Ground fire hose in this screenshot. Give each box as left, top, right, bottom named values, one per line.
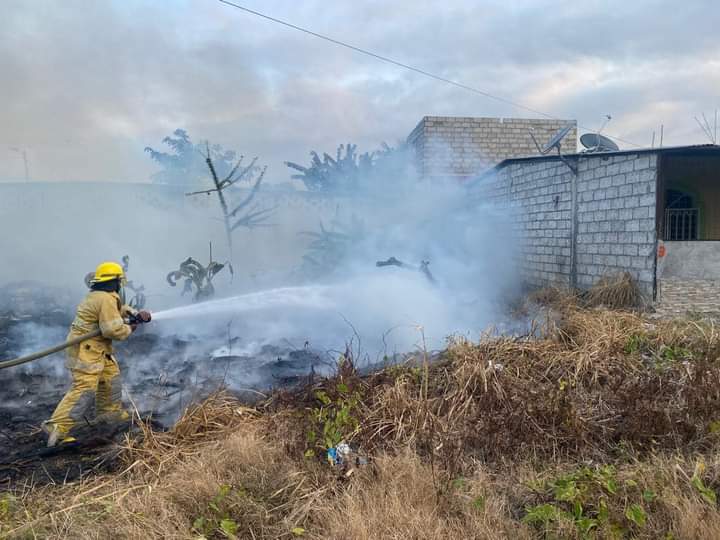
left=0, top=312, right=151, bottom=370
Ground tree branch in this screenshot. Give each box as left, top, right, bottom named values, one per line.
left=229, top=166, right=266, bottom=218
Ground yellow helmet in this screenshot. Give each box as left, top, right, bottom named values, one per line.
left=91, top=261, right=126, bottom=284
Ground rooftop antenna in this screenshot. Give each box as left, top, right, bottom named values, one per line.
left=695, top=112, right=717, bottom=144
left=9, top=147, right=29, bottom=182
left=597, top=114, right=612, bottom=136
left=529, top=123, right=577, bottom=174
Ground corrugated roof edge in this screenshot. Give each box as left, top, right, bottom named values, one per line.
left=466, top=144, right=720, bottom=189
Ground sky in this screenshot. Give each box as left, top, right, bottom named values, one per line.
left=1, top=0, right=718, bottom=183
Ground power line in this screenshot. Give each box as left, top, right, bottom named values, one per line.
left=216, top=0, right=642, bottom=148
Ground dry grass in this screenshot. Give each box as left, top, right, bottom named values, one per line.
left=3, top=306, right=720, bottom=539
left=352, top=307, right=720, bottom=465
left=3, top=416, right=324, bottom=539
left=527, top=272, right=645, bottom=312
left=583, top=272, right=644, bottom=310
left=526, top=285, right=578, bottom=310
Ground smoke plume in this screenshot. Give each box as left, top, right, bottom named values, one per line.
left=0, top=150, right=519, bottom=423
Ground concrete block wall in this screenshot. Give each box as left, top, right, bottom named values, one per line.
left=407, top=116, right=577, bottom=180
left=469, top=152, right=659, bottom=296
left=471, top=160, right=574, bottom=288
left=574, top=153, right=658, bottom=296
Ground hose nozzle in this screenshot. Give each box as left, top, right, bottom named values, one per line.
left=127, top=310, right=152, bottom=325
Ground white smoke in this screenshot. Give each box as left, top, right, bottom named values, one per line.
left=0, top=151, right=520, bottom=423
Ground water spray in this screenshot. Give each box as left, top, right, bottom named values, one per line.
left=151, top=285, right=334, bottom=321
left=0, top=285, right=335, bottom=370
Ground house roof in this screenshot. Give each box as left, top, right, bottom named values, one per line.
left=467, top=144, right=720, bottom=187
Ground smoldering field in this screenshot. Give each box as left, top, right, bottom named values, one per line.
left=0, top=174, right=519, bottom=425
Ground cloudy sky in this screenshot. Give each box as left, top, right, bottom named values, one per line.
left=1, top=0, right=718, bottom=182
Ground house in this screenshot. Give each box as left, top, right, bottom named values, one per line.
left=407, top=116, right=577, bottom=182
left=465, top=143, right=720, bottom=314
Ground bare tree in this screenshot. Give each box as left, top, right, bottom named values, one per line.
left=185, top=144, right=274, bottom=264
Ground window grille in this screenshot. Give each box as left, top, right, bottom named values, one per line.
left=664, top=208, right=699, bottom=241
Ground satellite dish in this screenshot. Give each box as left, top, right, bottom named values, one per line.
left=580, top=133, right=619, bottom=153
left=528, top=123, right=578, bottom=174
left=530, top=124, right=574, bottom=155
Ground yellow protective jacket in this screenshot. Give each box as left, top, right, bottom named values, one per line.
left=65, top=291, right=134, bottom=373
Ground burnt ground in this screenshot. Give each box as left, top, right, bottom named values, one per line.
left=0, top=283, right=333, bottom=489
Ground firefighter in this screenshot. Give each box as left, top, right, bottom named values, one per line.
left=42, top=262, right=150, bottom=447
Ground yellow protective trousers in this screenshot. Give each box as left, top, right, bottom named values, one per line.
left=47, top=354, right=126, bottom=435
left=46, top=290, right=133, bottom=435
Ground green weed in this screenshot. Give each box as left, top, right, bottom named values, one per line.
left=523, top=465, right=653, bottom=538
left=306, top=383, right=361, bottom=455
left=625, top=334, right=649, bottom=355
left=192, top=484, right=242, bottom=539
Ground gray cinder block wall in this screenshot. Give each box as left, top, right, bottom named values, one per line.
left=575, top=154, right=657, bottom=294
left=470, top=152, right=658, bottom=296
left=407, top=116, right=577, bottom=181
left=471, top=159, right=575, bottom=288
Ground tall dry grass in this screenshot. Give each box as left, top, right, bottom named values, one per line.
left=3, top=306, right=720, bottom=539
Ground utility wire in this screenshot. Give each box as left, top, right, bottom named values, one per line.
left=216, top=0, right=642, bottom=148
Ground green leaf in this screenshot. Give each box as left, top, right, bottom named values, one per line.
left=304, top=449, right=315, bottom=458
left=576, top=516, right=598, bottom=534
left=220, top=519, right=238, bottom=536
left=315, top=390, right=332, bottom=405
left=603, top=477, right=619, bottom=495
left=597, top=498, right=609, bottom=523
left=625, top=504, right=647, bottom=527
left=291, top=527, right=306, bottom=536
left=572, top=500, right=583, bottom=519
left=193, top=517, right=208, bottom=533
left=0, top=494, right=16, bottom=518
left=710, top=420, right=720, bottom=434
left=337, top=383, right=349, bottom=394
left=553, top=480, right=580, bottom=502
left=451, top=477, right=466, bottom=490
left=624, top=479, right=638, bottom=488
left=523, top=503, right=564, bottom=525
left=472, top=496, right=485, bottom=511
left=691, top=475, right=717, bottom=505
left=642, top=489, right=656, bottom=503
left=525, top=479, right=546, bottom=492
left=625, top=335, right=645, bottom=354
